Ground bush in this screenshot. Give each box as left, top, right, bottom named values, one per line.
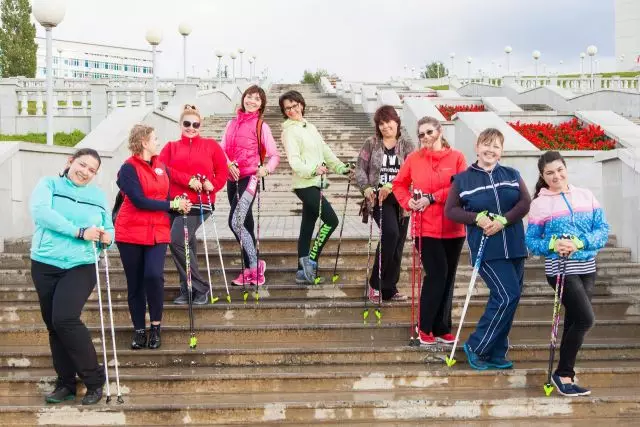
left=436, top=104, right=485, bottom=120
left=0, top=129, right=86, bottom=146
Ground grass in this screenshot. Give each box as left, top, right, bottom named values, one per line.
left=428, top=85, right=450, bottom=90
left=18, top=100, right=90, bottom=115
left=0, top=130, right=86, bottom=147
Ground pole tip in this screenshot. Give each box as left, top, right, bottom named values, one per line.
left=189, top=336, right=198, bottom=349
left=331, top=274, right=339, bottom=283
left=445, top=357, right=457, bottom=367
left=543, top=384, right=554, bottom=396
left=226, top=295, right=232, bottom=303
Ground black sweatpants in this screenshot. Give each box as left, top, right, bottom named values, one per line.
left=227, top=176, right=258, bottom=268
left=369, top=194, right=409, bottom=299
left=546, top=272, right=596, bottom=379
left=417, top=236, right=465, bottom=336
left=169, top=212, right=211, bottom=295
left=31, top=259, right=105, bottom=391
left=293, top=186, right=339, bottom=263
left=117, top=242, right=167, bottom=330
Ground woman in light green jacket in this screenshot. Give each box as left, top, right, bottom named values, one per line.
left=279, top=90, right=352, bottom=285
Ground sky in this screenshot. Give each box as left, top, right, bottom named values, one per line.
left=34, top=0, right=616, bottom=82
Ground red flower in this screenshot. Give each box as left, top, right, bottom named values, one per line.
left=508, top=118, right=615, bottom=151
left=436, top=104, right=485, bottom=121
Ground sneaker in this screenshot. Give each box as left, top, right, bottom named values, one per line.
left=45, top=383, right=75, bottom=404
left=368, top=287, right=380, bottom=303
left=192, top=291, right=209, bottom=305
left=295, top=270, right=308, bottom=285
left=258, top=259, right=267, bottom=275
left=435, top=333, right=456, bottom=344
left=389, top=292, right=408, bottom=301
left=231, top=269, right=251, bottom=286
left=250, top=261, right=266, bottom=287
left=131, top=329, right=147, bottom=350
left=81, top=387, right=103, bottom=405
left=148, top=325, right=161, bottom=350
left=486, top=356, right=514, bottom=369
left=419, top=331, right=436, bottom=345
left=463, top=343, right=489, bottom=370
left=570, top=382, right=591, bottom=396
left=173, top=291, right=189, bottom=305
left=299, top=256, right=318, bottom=283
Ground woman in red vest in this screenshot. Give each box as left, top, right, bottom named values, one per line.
left=159, top=105, right=228, bottom=305
left=115, top=124, right=191, bottom=350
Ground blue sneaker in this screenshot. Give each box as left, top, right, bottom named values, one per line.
left=295, top=269, right=325, bottom=285
left=463, top=343, right=489, bottom=370
left=571, top=382, right=591, bottom=396
left=299, top=256, right=317, bottom=283
left=486, top=356, right=514, bottom=369
left=551, top=374, right=590, bottom=396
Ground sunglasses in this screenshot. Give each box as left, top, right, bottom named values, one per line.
left=284, top=103, right=300, bottom=112
left=418, top=129, right=436, bottom=139
left=183, top=120, right=201, bottom=129
left=184, top=104, right=198, bottom=110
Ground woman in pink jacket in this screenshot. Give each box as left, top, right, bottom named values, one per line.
left=222, top=85, right=280, bottom=286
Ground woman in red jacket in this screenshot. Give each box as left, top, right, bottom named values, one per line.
left=115, top=124, right=191, bottom=349
left=159, top=104, right=228, bottom=305
left=392, top=116, right=467, bottom=345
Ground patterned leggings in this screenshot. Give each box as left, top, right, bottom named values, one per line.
left=227, top=176, right=259, bottom=269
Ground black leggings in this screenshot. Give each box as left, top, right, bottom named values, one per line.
left=369, top=194, right=409, bottom=299
left=546, top=272, right=596, bottom=379
left=227, top=176, right=257, bottom=268
left=417, top=236, right=465, bottom=336
left=294, top=186, right=339, bottom=263
left=31, top=260, right=105, bottom=391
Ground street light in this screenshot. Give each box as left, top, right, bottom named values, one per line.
left=404, top=64, right=408, bottom=78
left=251, top=54, right=257, bottom=80
left=504, top=45, right=512, bottom=74
left=466, top=57, right=472, bottom=81
left=580, top=52, right=586, bottom=74
left=449, top=53, right=455, bottom=76
left=33, top=0, right=66, bottom=146
left=238, top=48, right=245, bottom=78
left=215, top=50, right=223, bottom=88
left=532, top=50, right=541, bottom=84
left=587, top=45, right=598, bottom=89
left=230, top=52, right=237, bottom=81
left=145, top=28, right=162, bottom=109
left=178, top=22, right=192, bottom=82
left=248, top=57, right=255, bottom=79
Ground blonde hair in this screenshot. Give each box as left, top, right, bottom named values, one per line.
left=476, top=128, right=504, bottom=147
left=417, top=116, right=450, bottom=148
left=179, top=103, right=202, bottom=123
left=128, top=124, right=155, bottom=155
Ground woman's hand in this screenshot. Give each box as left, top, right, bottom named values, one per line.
left=83, top=226, right=102, bottom=242
left=99, top=230, right=112, bottom=245
left=202, top=180, right=214, bottom=192
left=409, top=197, right=430, bottom=211
left=555, top=239, right=578, bottom=257
left=228, top=163, right=240, bottom=181
left=378, top=187, right=392, bottom=205
left=483, top=220, right=505, bottom=236
left=315, top=164, right=328, bottom=176
left=189, top=177, right=203, bottom=192
left=179, top=199, right=192, bottom=213
left=476, top=216, right=492, bottom=230
left=364, top=188, right=376, bottom=206
left=257, top=166, right=268, bottom=178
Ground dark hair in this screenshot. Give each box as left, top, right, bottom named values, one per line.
left=533, top=150, right=566, bottom=198
left=374, top=105, right=401, bottom=139
left=417, top=116, right=450, bottom=148
left=60, top=148, right=101, bottom=177
left=278, top=90, right=306, bottom=119
left=241, top=85, right=267, bottom=116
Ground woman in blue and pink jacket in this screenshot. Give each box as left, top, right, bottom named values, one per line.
left=526, top=150, right=609, bottom=397
left=221, top=85, right=280, bottom=286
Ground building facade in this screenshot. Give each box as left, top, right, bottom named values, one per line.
left=615, top=0, right=640, bottom=71
left=35, top=37, right=155, bottom=80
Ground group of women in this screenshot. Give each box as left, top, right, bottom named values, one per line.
left=29, top=86, right=608, bottom=405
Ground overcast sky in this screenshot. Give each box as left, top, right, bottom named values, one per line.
left=36, top=0, right=615, bottom=82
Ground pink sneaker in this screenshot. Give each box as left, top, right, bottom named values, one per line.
left=231, top=268, right=251, bottom=286
left=249, top=267, right=265, bottom=286
left=257, top=259, right=266, bottom=275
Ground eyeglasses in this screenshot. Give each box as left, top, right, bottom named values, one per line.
left=284, top=103, right=300, bottom=112
left=418, top=129, right=435, bottom=139
left=183, top=120, right=201, bottom=129
left=184, top=104, right=198, bottom=110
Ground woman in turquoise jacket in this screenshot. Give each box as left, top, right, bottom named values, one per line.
left=30, top=148, right=114, bottom=406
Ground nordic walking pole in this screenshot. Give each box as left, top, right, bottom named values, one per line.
left=375, top=194, right=383, bottom=324
left=445, top=234, right=488, bottom=367
left=181, top=194, right=197, bottom=349
left=91, top=242, right=112, bottom=402
left=99, top=243, right=124, bottom=403
left=196, top=175, right=218, bottom=304
left=313, top=163, right=327, bottom=285
left=255, top=176, right=262, bottom=303
left=544, top=255, right=569, bottom=396
left=205, top=189, right=231, bottom=303
left=409, top=190, right=422, bottom=346
left=233, top=176, right=249, bottom=303
left=362, top=203, right=374, bottom=323
left=331, top=166, right=352, bottom=284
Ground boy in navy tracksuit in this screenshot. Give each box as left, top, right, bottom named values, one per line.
left=445, top=128, right=531, bottom=370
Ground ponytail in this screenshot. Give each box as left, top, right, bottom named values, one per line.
left=533, top=175, right=548, bottom=199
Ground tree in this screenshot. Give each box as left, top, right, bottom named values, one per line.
left=0, top=0, right=38, bottom=78
left=421, top=61, right=448, bottom=79
left=300, top=68, right=330, bottom=84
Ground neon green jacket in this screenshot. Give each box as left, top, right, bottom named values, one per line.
left=281, top=118, right=348, bottom=189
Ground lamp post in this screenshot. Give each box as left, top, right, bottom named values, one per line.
left=466, top=57, right=472, bottom=81
left=580, top=52, right=586, bottom=74
left=449, top=53, right=455, bottom=76
left=178, top=22, right=192, bottom=82
left=230, top=52, right=237, bottom=81
left=33, top=0, right=66, bottom=146
left=504, top=45, right=512, bottom=74
left=251, top=54, right=257, bottom=80
left=587, top=45, right=598, bottom=89
left=238, top=48, right=245, bottom=78
left=215, top=50, right=223, bottom=88
left=145, top=28, right=162, bottom=109
left=404, top=64, right=408, bottom=78
left=248, top=57, right=255, bottom=79
left=532, top=50, right=541, bottom=85
left=411, top=66, right=415, bottom=79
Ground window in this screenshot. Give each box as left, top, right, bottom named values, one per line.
left=124, top=65, right=129, bottom=72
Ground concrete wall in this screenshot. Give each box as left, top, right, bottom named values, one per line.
left=15, top=116, right=91, bottom=134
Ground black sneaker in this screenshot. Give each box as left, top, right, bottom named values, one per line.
left=148, top=325, right=161, bottom=349
left=192, top=291, right=209, bottom=305
left=131, top=329, right=147, bottom=349
left=45, top=384, right=75, bottom=404
left=173, top=292, right=190, bottom=305
left=81, top=387, right=103, bottom=405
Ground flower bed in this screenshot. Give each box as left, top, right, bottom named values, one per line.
left=436, top=104, right=485, bottom=120
left=509, top=118, right=615, bottom=150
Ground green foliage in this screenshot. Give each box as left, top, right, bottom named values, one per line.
left=421, top=62, right=448, bottom=79
left=301, top=69, right=330, bottom=84
left=0, top=130, right=86, bottom=146
left=0, top=0, right=38, bottom=77
left=428, top=85, right=449, bottom=90
left=18, top=100, right=86, bottom=115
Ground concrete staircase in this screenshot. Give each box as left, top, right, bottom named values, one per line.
left=1, top=84, right=640, bottom=425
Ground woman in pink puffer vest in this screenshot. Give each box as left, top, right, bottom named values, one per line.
left=221, top=85, right=280, bottom=286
